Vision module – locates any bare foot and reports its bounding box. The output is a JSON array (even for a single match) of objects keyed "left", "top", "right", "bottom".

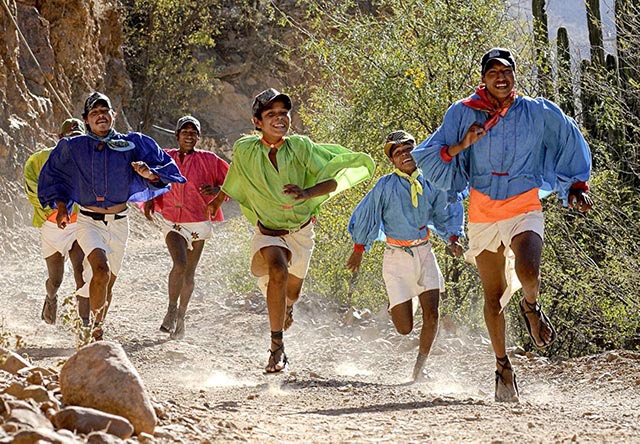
[
  {"left": 412, "top": 352, "right": 429, "bottom": 382},
  {"left": 160, "top": 305, "right": 178, "bottom": 333},
  {"left": 170, "top": 316, "right": 185, "bottom": 340}
]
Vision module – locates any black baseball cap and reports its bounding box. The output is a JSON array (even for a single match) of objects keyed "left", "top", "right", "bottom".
[
  {"left": 175, "top": 115, "right": 201, "bottom": 134},
  {"left": 83, "top": 92, "right": 112, "bottom": 118},
  {"left": 481, "top": 48, "right": 516, "bottom": 75},
  {"left": 252, "top": 88, "right": 292, "bottom": 119}
]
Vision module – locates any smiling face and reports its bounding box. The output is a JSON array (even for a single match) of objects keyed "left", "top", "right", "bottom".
[
  {"left": 176, "top": 122, "right": 199, "bottom": 154},
  {"left": 253, "top": 100, "right": 291, "bottom": 144},
  {"left": 389, "top": 142, "right": 417, "bottom": 174},
  {"left": 482, "top": 60, "right": 515, "bottom": 103},
  {"left": 85, "top": 103, "right": 115, "bottom": 137}
]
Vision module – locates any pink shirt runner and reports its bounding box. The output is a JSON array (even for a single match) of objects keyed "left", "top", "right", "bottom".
[{"left": 153, "top": 149, "right": 229, "bottom": 223}]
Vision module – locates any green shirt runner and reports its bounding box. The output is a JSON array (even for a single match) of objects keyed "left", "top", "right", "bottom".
[{"left": 222, "top": 134, "right": 375, "bottom": 230}]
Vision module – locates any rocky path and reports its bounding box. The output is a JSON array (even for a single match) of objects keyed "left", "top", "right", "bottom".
[{"left": 1, "top": 203, "right": 639, "bottom": 443}]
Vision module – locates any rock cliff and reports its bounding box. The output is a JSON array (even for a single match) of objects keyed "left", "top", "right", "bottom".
[{"left": 0, "top": 0, "right": 132, "bottom": 225}]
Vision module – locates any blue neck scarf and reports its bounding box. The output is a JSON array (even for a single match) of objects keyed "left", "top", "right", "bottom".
[{"left": 88, "top": 129, "right": 136, "bottom": 152}]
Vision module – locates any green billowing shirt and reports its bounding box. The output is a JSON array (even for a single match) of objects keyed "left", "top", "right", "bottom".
[
  {"left": 24, "top": 148, "right": 78, "bottom": 227},
  {"left": 222, "top": 134, "right": 375, "bottom": 230}
]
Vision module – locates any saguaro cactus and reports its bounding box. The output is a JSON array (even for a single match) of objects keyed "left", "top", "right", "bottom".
[
  {"left": 579, "top": 59, "right": 596, "bottom": 136},
  {"left": 532, "top": 0, "right": 554, "bottom": 99},
  {"left": 556, "top": 27, "right": 574, "bottom": 117},
  {"left": 585, "top": 0, "right": 605, "bottom": 69}
]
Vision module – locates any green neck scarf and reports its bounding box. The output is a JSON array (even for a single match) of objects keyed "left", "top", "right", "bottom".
[{"left": 394, "top": 169, "right": 423, "bottom": 208}]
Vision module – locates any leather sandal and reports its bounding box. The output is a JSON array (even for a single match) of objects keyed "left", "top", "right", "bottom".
[{"left": 495, "top": 355, "right": 519, "bottom": 402}]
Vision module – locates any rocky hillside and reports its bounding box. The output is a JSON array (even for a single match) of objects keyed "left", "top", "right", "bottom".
[{"left": 0, "top": 0, "right": 132, "bottom": 224}]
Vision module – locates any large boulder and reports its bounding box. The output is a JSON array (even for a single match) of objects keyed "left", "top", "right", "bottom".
[
  {"left": 59, "top": 342, "right": 156, "bottom": 435},
  {"left": 53, "top": 406, "right": 134, "bottom": 439}
]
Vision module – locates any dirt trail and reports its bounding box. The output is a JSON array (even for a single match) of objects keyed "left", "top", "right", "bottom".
[{"left": 1, "top": 203, "right": 639, "bottom": 443}]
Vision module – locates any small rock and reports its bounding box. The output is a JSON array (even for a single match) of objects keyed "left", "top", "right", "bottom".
[
  {"left": 525, "top": 351, "right": 539, "bottom": 359},
  {"left": 19, "top": 367, "right": 55, "bottom": 378},
  {"left": 2, "top": 422, "right": 19, "bottom": 433},
  {"left": 11, "top": 427, "right": 76, "bottom": 444},
  {"left": 7, "top": 407, "right": 54, "bottom": 430},
  {"left": 153, "top": 427, "right": 178, "bottom": 441},
  {"left": 152, "top": 402, "right": 168, "bottom": 420},
  {"left": 597, "top": 372, "right": 613, "bottom": 381},
  {"left": 21, "top": 385, "right": 52, "bottom": 404},
  {"left": 56, "top": 429, "right": 77, "bottom": 441},
  {"left": 53, "top": 406, "right": 134, "bottom": 439},
  {"left": 309, "top": 371, "right": 322, "bottom": 379},
  {"left": 138, "top": 432, "right": 156, "bottom": 443},
  {"left": 86, "top": 431, "right": 125, "bottom": 444},
  {"left": 2, "top": 381, "right": 27, "bottom": 399},
  {"left": 40, "top": 400, "right": 61, "bottom": 414},
  {"left": 0, "top": 348, "right": 32, "bottom": 375},
  {"left": 6, "top": 399, "right": 38, "bottom": 413},
  {"left": 606, "top": 352, "right": 619, "bottom": 362},
  {"left": 25, "top": 372, "right": 44, "bottom": 386}
]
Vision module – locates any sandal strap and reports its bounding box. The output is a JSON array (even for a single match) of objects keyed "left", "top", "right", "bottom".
[
  {"left": 269, "top": 340, "right": 284, "bottom": 353},
  {"left": 495, "top": 355, "right": 512, "bottom": 378},
  {"left": 266, "top": 341, "right": 288, "bottom": 370},
  {"left": 520, "top": 298, "right": 541, "bottom": 314}
]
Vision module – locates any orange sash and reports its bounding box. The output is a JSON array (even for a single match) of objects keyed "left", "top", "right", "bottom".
[
  {"left": 46, "top": 209, "right": 78, "bottom": 223},
  {"left": 468, "top": 188, "right": 541, "bottom": 223}
]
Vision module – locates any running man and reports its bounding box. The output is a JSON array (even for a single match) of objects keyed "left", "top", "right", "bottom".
[
  {"left": 347, "top": 130, "right": 464, "bottom": 381},
  {"left": 144, "top": 115, "right": 229, "bottom": 339},
  {"left": 207, "top": 88, "right": 375, "bottom": 372},
  {"left": 24, "top": 118, "right": 89, "bottom": 325},
  {"left": 38, "top": 92, "right": 186, "bottom": 340},
  {"left": 413, "top": 48, "right": 592, "bottom": 401}
]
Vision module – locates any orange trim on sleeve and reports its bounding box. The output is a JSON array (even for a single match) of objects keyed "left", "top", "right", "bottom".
[{"left": 468, "top": 188, "right": 542, "bottom": 223}]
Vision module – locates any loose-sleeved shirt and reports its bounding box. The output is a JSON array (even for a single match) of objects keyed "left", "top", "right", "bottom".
[
  {"left": 413, "top": 95, "right": 591, "bottom": 206},
  {"left": 151, "top": 149, "right": 229, "bottom": 223},
  {"left": 348, "top": 172, "right": 464, "bottom": 250},
  {"left": 38, "top": 132, "right": 186, "bottom": 211},
  {"left": 222, "top": 135, "right": 375, "bottom": 231},
  {"left": 24, "top": 148, "right": 79, "bottom": 227}
]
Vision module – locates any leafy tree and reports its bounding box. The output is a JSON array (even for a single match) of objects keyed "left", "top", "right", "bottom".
[
  {"left": 276, "top": 0, "right": 640, "bottom": 356},
  {"left": 122, "top": 0, "right": 222, "bottom": 131},
  {"left": 277, "top": 0, "right": 532, "bottom": 332}
]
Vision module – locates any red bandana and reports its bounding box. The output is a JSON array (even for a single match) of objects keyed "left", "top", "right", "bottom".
[{"left": 461, "top": 85, "right": 515, "bottom": 131}]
